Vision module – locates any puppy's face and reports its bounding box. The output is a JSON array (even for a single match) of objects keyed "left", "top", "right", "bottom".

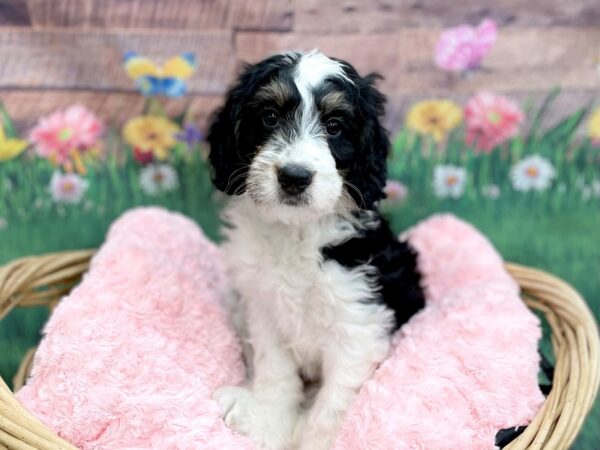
[{"left": 208, "top": 51, "right": 389, "bottom": 225}]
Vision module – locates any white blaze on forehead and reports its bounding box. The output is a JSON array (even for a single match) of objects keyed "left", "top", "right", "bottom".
[
  {"left": 293, "top": 50, "right": 350, "bottom": 134},
  {"left": 293, "top": 50, "right": 348, "bottom": 90},
  {"left": 244, "top": 51, "right": 350, "bottom": 224}
]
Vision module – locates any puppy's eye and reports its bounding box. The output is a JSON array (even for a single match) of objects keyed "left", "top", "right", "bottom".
[
  {"left": 262, "top": 110, "right": 279, "bottom": 128},
  {"left": 325, "top": 118, "right": 342, "bottom": 137}
]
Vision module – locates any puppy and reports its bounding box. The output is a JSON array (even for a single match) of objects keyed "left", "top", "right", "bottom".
[{"left": 208, "top": 50, "right": 425, "bottom": 450}]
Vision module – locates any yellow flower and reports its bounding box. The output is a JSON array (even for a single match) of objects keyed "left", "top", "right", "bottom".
[
  {"left": 589, "top": 108, "right": 600, "bottom": 144},
  {"left": 0, "top": 126, "right": 28, "bottom": 162},
  {"left": 406, "top": 100, "right": 463, "bottom": 142},
  {"left": 123, "top": 116, "right": 180, "bottom": 160}
]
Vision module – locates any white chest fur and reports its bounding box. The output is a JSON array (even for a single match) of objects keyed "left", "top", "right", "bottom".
[{"left": 221, "top": 198, "right": 394, "bottom": 379}]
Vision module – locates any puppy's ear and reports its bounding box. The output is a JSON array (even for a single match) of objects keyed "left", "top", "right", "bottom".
[
  {"left": 347, "top": 73, "right": 389, "bottom": 210},
  {"left": 207, "top": 72, "right": 248, "bottom": 194},
  {"left": 207, "top": 55, "right": 294, "bottom": 194}
]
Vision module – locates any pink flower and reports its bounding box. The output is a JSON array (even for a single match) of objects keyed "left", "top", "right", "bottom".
[
  {"left": 465, "top": 92, "right": 524, "bottom": 152},
  {"left": 30, "top": 105, "right": 103, "bottom": 165},
  {"left": 49, "top": 172, "right": 88, "bottom": 204},
  {"left": 434, "top": 19, "right": 497, "bottom": 72},
  {"left": 384, "top": 180, "right": 408, "bottom": 202}
]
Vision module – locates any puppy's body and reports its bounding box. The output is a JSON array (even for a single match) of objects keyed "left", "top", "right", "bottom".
[
  {"left": 223, "top": 198, "right": 395, "bottom": 379},
  {"left": 208, "top": 51, "right": 425, "bottom": 449}
]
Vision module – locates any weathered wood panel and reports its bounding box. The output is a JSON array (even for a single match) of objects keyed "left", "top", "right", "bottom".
[
  {"left": 295, "top": 0, "right": 600, "bottom": 32},
  {"left": 236, "top": 28, "right": 600, "bottom": 94},
  {"left": 0, "top": 29, "right": 238, "bottom": 94},
  {"left": 0, "top": 0, "right": 31, "bottom": 26},
  {"left": 0, "top": 90, "right": 223, "bottom": 131},
  {"left": 19, "top": 0, "right": 600, "bottom": 31},
  {"left": 237, "top": 28, "right": 600, "bottom": 69},
  {"left": 1, "top": 88, "right": 595, "bottom": 136},
  {"left": 25, "top": 0, "right": 293, "bottom": 31},
  {"left": 0, "top": 28, "right": 597, "bottom": 97}
]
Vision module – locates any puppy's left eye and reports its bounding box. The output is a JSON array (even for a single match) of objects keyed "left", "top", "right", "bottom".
[
  {"left": 325, "top": 118, "right": 342, "bottom": 137},
  {"left": 262, "top": 110, "right": 279, "bottom": 128}
]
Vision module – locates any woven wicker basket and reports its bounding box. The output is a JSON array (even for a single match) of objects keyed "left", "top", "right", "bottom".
[{"left": 0, "top": 250, "right": 598, "bottom": 450}]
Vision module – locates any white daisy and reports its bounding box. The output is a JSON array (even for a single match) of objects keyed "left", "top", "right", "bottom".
[
  {"left": 510, "top": 155, "right": 555, "bottom": 192},
  {"left": 481, "top": 184, "right": 500, "bottom": 199},
  {"left": 49, "top": 172, "right": 88, "bottom": 204},
  {"left": 582, "top": 180, "right": 600, "bottom": 201},
  {"left": 139, "top": 164, "right": 179, "bottom": 196},
  {"left": 433, "top": 165, "right": 467, "bottom": 199},
  {"left": 592, "top": 180, "right": 600, "bottom": 197}
]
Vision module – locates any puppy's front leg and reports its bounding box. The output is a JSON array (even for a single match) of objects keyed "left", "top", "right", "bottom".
[
  {"left": 214, "top": 303, "right": 303, "bottom": 450},
  {"left": 297, "top": 336, "right": 390, "bottom": 450}
]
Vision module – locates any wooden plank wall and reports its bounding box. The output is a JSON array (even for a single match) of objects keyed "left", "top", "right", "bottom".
[{"left": 0, "top": 0, "right": 598, "bottom": 132}]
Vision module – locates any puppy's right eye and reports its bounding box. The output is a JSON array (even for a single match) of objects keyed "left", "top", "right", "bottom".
[{"left": 262, "top": 110, "right": 279, "bottom": 128}]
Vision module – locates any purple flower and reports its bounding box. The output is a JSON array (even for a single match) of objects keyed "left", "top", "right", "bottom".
[{"left": 175, "top": 123, "right": 204, "bottom": 148}]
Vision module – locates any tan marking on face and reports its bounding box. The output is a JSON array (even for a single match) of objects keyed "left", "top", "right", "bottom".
[
  {"left": 254, "top": 80, "right": 294, "bottom": 107},
  {"left": 319, "top": 91, "right": 352, "bottom": 115}
]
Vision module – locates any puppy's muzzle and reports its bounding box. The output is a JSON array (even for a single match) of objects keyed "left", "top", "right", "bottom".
[{"left": 277, "top": 165, "right": 314, "bottom": 196}]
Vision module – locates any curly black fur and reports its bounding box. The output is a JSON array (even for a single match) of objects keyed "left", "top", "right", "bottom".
[{"left": 322, "top": 216, "right": 425, "bottom": 330}]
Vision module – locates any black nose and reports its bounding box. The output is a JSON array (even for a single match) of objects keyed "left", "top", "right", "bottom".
[{"left": 277, "top": 165, "right": 314, "bottom": 195}]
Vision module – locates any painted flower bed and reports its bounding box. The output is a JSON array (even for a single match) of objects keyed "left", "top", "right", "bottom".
[
  {"left": 2, "top": 83, "right": 599, "bottom": 228},
  {"left": 386, "top": 89, "right": 599, "bottom": 210}
]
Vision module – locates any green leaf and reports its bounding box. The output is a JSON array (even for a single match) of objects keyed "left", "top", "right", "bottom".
[
  {"left": 0, "top": 102, "right": 18, "bottom": 138},
  {"left": 528, "top": 87, "right": 561, "bottom": 141},
  {"left": 392, "top": 130, "right": 409, "bottom": 156},
  {"left": 542, "top": 107, "right": 589, "bottom": 144},
  {"left": 147, "top": 98, "right": 167, "bottom": 117},
  {"left": 173, "top": 101, "right": 192, "bottom": 126}
]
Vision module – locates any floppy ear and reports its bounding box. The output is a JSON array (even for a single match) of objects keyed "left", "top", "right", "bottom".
[
  {"left": 346, "top": 73, "right": 390, "bottom": 210},
  {"left": 206, "top": 74, "right": 248, "bottom": 194},
  {"left": 207, "top": 55, "right": 295, "bottom": 194}
]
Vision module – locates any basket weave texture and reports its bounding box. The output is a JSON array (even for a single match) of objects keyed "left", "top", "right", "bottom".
[{"left": 0, "top": 250, "right": 598, "bottom": 450}]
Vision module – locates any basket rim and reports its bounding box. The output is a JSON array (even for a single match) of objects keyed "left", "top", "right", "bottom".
[{"left": 0, "top": 250, "right": 598, "bottom": 450}]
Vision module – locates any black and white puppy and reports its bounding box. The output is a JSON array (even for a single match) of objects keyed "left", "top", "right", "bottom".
[{"left": 208, "top": 50, "right": 425, "bottom": 450}]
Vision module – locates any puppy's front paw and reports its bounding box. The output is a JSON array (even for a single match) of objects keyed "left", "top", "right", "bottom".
[
  {"left": 213, "top": 386, "right": 297, "bottom": 450},
  {"left": 296, "top": 411, "right": 339, "bottom": 450},
  {"left": 298, "top": 431, "right": 336, "bottom": 450},
  {"left": 214, "top": 386, "right": 253, "bottom": 431}
]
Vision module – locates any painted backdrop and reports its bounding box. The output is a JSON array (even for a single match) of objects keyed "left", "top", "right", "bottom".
[{"left": 0, "top": 1, "right": 599, "bottom": 448}]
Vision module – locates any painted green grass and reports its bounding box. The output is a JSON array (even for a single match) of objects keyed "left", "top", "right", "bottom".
[{"left": 0, "top": 91, "right": 599, "bottom": 448}]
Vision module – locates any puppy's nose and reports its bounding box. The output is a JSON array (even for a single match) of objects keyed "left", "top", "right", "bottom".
[{"left": 277, "top": 165, "right": 314, "bottom": 195}]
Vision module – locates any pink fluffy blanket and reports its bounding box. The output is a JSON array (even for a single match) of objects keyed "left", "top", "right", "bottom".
[{"left": 17, "top": 207, "right": 544, "bottom": 449}]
